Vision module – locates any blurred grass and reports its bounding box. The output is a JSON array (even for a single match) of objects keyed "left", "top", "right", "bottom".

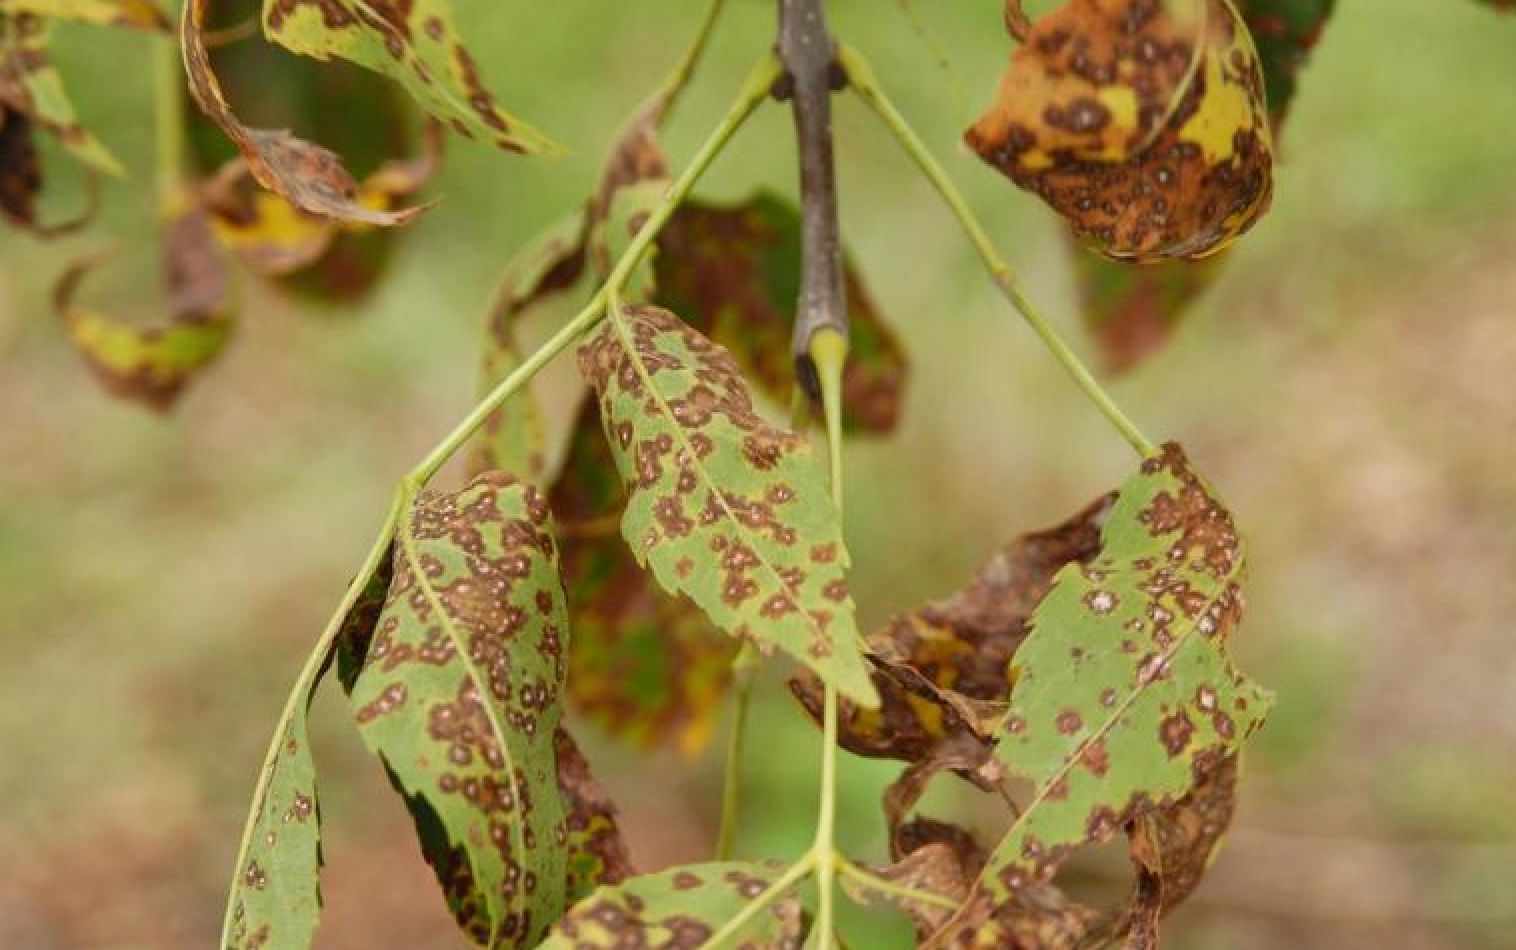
[{"left": 2, "top": 0, "right": 1516, "bottom": 947}]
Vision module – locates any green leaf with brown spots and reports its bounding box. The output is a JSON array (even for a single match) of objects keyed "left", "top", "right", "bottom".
[
  {"left": 0, "top": 14, "right": 121, "bottom": 173},
  {"left": 552, "top": 396, "right": 738, "bottom": 755},
  {"left": 537, "top": 861, "right": 808, "bottom": 949},
  {"left": 225, "top": 543, "right": 395, "bottom": 950},
  {"left": 347, "top": 473, "right": 570, "bottom": 947},
  {"left": 966, "top": 0, "right": 1274, "bottom": 261},
  {"left": 654, "top": 191, "right": 909, "bottom": 434},
  {"left": 926, "top": 443, "right": 1272, "bottom": 947},
  {"left": 55, "top": 200, "right": 235, "bottom": 410},
  {"left": 0, "top": 0, "right": 167, "bottom": 30},
  {"left": 260, "top": 0, "right": 558, "bottom": 156},
  {"left": 579, "top": 304, "right": 878, "bottom": 708}
]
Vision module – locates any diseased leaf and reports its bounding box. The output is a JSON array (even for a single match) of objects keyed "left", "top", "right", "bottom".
[
  {"left": 262, "top": 0, "right": 558, "bottom": 155},
  {"left": 791, "top": 494, "right": 1113, "bottom": 851},
  {"left": 655, "top": 191, "right": 908, "bottom": 434},
  {"left": 555, "top": 727, "right": 634, "bottom": 904},
  {"left": 0, "top": 14, "right": 121, "bottom": 173},
  {"left": 348, "top": 473, "right": 570, "bottom": 946},
  {"left": 182, "top": 0, "right": 423, "bottom": 225},
  {"left": 579, "top": 304, "right": 878, "bottom": 707},
  {"left": 0, "top": 0, "right": 167, "bottom": 30},
  {"left": 967, "top": 0, "right": 1274, "bottom": 261},
  {"left": 552, "top": 396, "right": 738, "bottom": 754},
  {"left": 226, "top": 547, "right": 395, "bottom": 950},
  {"left": 200, "top": 118, "right": 443, "bottom": 277},
  {"left": 927, "top": 444, "right": 1273, "bottom": 946},
  {"left": 538, "top": 861, "right": 807, "bottom": 949},
  {"left": 841, "top": 843, "right": 972, "bottom": 938},
  {"left": 1071, "top": 239, "right": 1224, "bottom": 373},
  {"left": 55, "top": 201, "right": 234, "bottom": 410}
]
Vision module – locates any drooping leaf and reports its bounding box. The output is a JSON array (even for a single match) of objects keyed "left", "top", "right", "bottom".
[
  {"left": 586, "top": 98, "right": 670, "bottom": 301},
  {"left": 552, "top": 396, "right": 738, "bottom": 754},
  {"left": 1072, "top": 240, "right": 1225, "bottom": 374},
  {"left": 0, "top": 14, "right": 120, "bottom": 173},
  {"left": 655, "top": 191, "right": 908, "bottom": 434},
  {"left": 555, "top": 728, "right": 634, "bottom": 905},
  {"left": 841, "top": 843, "right": 973, "bottom": 939},
  {"left": 0, "top": 0, "right": 167, "bottom": 30},
  {"left": 55, "top": 200, "right": 234, "bottom": 409},
  {"left": 226, "top": 545, "right": 395, "bottom": 950},
  {"left": 199, "top": 119, "right": 443, "bottom": 279},
  {"left": 1069, "top": 1, "right": 1334, "bottom": 372},
  {"left": 926, "top": 444, "right": 1273, "bottom": 946},
  {"left": 537, "top": 861, "right": 808, "bottom": 949},
  {"left": 347, "top": 472, "right": 570, "bottom": 946},
  {"left": 579, "top": 304, "right": 878, "bottom": 707},
  {"left": 261, "top": 0, "right": 558, "bottom": 155},
  {"left": 182, "top": 0, "right": 423, "bottom": 225},
  {"left": 967, "top": 0, "right": 1274, "bottom": 261}
]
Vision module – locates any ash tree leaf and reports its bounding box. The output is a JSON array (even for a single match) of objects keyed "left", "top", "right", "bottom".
[
  {"left": 0, "top": 14, "right": 121, "bottom": 173},
  {"left": 926, "top": 444, "right": 1273, "bottom": 947},
  {"left": 551, "top": 396, "right": 738, "bottom": 755},
  {"left": 182, "top": 0, "right": 425, "bottom": 225},
  {"left": 841, "top": 843, "right": 973, "bottom": 939},
  {"left": 347, "top": 472, "right": 572, "bottom": 946},
  {"left": 1069, "top": 1, "right": 1335, "bottom": 373},
  {"left": 55, "top": 200, "right": 234, "bottom": 410},
  {"left": 0, "top": 0, "right": 167, "bottom": 30},
  {"left": 967, "top": 0, "right": 1274, "bottom": 262},
  {"left": 226, "top": 546, "right": 395, "bottom": 950},
  {"left": 537, "top": 861, "right": 808, "bottom": 949},
  {"left": 260, "top": 0, "right": 559, "bottom": 155},
  {"left": 654, "top": 191, "right": 909, "bottom": 434},
  {"left": 579, "top": 304, "right": 879, "bottom": 708}
]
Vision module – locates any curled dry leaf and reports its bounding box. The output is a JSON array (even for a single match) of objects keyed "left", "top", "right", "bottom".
[
  {"left": 537, "top": 861, "right": 808, "bottom": 950},
  {"left": 0, "top": 14, "right": 121, "bottom": 173},
  {"left": 54, "top": 200, "right": 234, "bottom": 410},
  {"left": 841, "top": 843, "right": 973, "bottom": 938},
  {"left": 262, "top": 0, "right": 558, "bottom": 155},
  {"left": 579, "top": 305, "right": 878, "bottom": 707},
  {"left": 200, "top": 119, "right": 444, "bottom": 276},
  {"left": 0, "top": 0, "right": 168, "bottom": 30},
  {"left": 347, "top": 473, "right": 572, "bottom": 946},
  {"left": 926, "top": 444, "right": 1273, "bottom": 947},
  {"left": 967, "top": 0, "right": 1274, "bottom": 261},
  {"left": 182, "top": 0, "right": 423, "bottom": 225}
]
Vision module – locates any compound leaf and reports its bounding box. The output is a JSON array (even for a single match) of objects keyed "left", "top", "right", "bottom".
[
  {"left": 927, "top": 444, "right": 1272, "bottom": 946},
  {"left": 579, "top": 305, "right": 878, "bottom": 708},
  {"left": 967, "top": 0, "right": 1273, "bottom": 261},
  {"left": 55, "top": 200, "right": 234, "bottom": 409},
  {"left": 537, "top": 861, "right": 807, "bottom": 949},
  {"left": 261, "top": 0, "right": 558, "bottom": 155},
  {"left": 348, "top": 472, "right": 570, "bottom": 946}
]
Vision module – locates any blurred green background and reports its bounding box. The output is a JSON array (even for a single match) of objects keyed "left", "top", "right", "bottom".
[{"left": 3, "top": 0, "right": 1516, "bottom": 946}]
